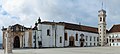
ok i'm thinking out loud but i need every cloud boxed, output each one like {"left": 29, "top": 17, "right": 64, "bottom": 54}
{"left": 0, "top": 0, "right": 120, "bottom": 43}
{"left": 2, "top": 0, "right": 101, "bottom": 25}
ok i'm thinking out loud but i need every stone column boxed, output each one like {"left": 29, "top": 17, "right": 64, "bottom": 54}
{"left": 4, "top": 27, "right": 13, "bottom": 54}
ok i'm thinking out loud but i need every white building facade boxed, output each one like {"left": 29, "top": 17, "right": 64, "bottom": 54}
{"left": 2, "top": 18, "right": 100, "bottom": 48}
{"left": 107, "top": 24, "right": 120, "bottom": 46}
{"left": 3, "top": 8, "right": 120, "bottom": 48}
{"left": 31, "top": 18, "right": 99, "bottom": 48}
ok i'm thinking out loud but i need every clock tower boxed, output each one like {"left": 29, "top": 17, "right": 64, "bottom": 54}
{"left": 98, "top": 9, "right": 107, "bottom": 46}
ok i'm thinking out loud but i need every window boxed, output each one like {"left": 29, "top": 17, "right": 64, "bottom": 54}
{"left": 112, "top": 36, "right": 114, "bottom": 38}
{"left": 107, "top": 38, "right": 108, "bottom": 43}
{"left": 47, "top": 29, "right": 50, "bottom": 36}
{"left": 94, "top": 43, "right": 96, "bottom": 46}
{"left": 60, "top": 37, "right": 62, "bottom": 43}
{"left": 64, "top": 33, "right": 68, "bottom": 40}
{"left": 103, "top": 18, "right": 105, "bottom": 22}
{"left": 104, "top": 29, "right": 105, "bottom": 31}
{"left": 104, "top": 32, "right": 105, "bottom": 34}
{"left": 113, "top": 43, "right": 114, "bottom": 46}
{"left": 97, "top": 37, "right": 99, "bottom": 41}
{"left": 86, "top": 36, "right": 88, "bottom": 41}
{"left": 99, "top": 39, "right": 101, "bottom": 41}
{"left": 94, "top": 37, "right": 96, "bottom": 41}
{"left": 90, "top": 43, "right": 92, "bottom": 46}
{"left": 104, "top": 39, "right": 105, "bottom": 41}
{"left": 90, "top": 36, "right": 92, "bottom": 41}
{"left": 100, "top": 17, "right": 102, "bottom": 22}
{"left": 76, "top": 33, "right": 78, "bottom": 41}
{"left": 109, "top": 36, "right": 111, "bottom": 38}
{"left": 97, "top": 43, "right": 99, "bottom": 46}
{"left": 109, "top": 39, "right": 111, "bottom": 42}
{"left": 117, "top": 43, "right": 118, "bottom": 45}
{"left": 112, "top": 40, "right": 114, "bottom": 42}
{"left": 104, "top": 26, "right": 105, "bottom": 28}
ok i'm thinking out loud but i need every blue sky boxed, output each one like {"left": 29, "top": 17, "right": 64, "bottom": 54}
{"left": 0, "top": 0, "right": 120, "bottom": 43}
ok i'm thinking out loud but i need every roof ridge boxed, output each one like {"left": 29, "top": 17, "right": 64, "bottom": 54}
{"left": 60, "top": 22, "right": 98, "bottom": 29}
{"left": 113, "top": 24, "right": 120, "bottom": 26}
{"left": 109, "top": 24, "right": 120, "bottom": 33}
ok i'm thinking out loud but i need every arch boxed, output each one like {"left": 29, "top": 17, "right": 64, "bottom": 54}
{"left": 14, "top": 36, "right": 20, "bottom": 48}
{"left": 69, "top": 36, "right": 74, "bottom": 47}
{"left": 80, "top": 33, "right": 85, "bottom": 47}
{"left": 80, "top": 33, "right": 84, "bottom": 37}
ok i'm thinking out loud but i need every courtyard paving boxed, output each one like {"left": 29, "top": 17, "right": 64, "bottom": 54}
{"left": 0, "top": 47, "right": 120, "bottom": 54}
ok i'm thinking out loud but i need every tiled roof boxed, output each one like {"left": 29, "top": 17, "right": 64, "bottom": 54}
{"left": 109, "top": 24, "right": 120, "bottom": 33}
{"left": 38, "top": 21, "right": 98, "bottom": 33}
{"left": 60, "top": 22, "right": 98, "bottom": 33}
{"left": 35, "top": 21, "right": 98, "bottom": 33}
{"left": 41, "top": 21, "right": 63, "bottom": 25}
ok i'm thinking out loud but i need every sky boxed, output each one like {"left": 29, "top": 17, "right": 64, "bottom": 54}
{"left": 0, "top": 0, "right": 120, "bottom": 43}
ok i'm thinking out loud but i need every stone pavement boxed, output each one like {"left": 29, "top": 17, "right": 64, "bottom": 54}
{"left": 0, "top": 47, "right": 120, "bottom": 54}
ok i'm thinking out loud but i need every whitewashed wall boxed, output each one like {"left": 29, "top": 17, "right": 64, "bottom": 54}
{"left": 83, "top": 32, "right": 98, "bottom": 47}
{"left": 107, "top": 32, "right": 120, "bottom": 46}
{"left": 31, "top": 24, "right": 64, "bottom": 47}
{"left": 32, "top": 23, "right": 99, "bottom": 47}
{"left": 64, "top": 30, "right": 80, "bottom": 47}
{"left": 24, "top": 31, "right": 29, "bottom": 47}
{"left": 37, "top": 24, "right": 42, "bottom": 42}
{"left": 32, "top": 30, "right": 35, "bottom": 47}
{"left": 41, "top": 24, "right": 52, "bottom": 47}
{"left": 110, "top": 43, "right": 120, "bottom": 46}
{"left": 56, "top": 25, "right": 64, "bottom": 47}
{"left": 65, "top": 30, "right": 98, "bottom": 47}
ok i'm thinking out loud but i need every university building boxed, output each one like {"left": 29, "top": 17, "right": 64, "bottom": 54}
{"left": 1, "top": 9, "right": 120, "bottom": 48}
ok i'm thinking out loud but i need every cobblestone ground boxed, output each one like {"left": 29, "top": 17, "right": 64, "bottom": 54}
{"left": 0, "top": 47, "right": 120, "bottom": 54}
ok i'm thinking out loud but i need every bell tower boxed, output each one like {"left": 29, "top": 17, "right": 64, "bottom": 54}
{"left": 98, "top": 9, "right": 107, "bottom": 46}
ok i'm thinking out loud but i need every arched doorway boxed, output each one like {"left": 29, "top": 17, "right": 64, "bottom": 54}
{"left": 14, "top": 36, "right": 20, "bottom": 48}
{"left": 80, "top": 33, "right": 85, "bottom": 47}
{"left": 80, "top": 39, "right": 85, "bottom": 47}
{"left": 69, "top": 36, "right": 74, "bottom": 47}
